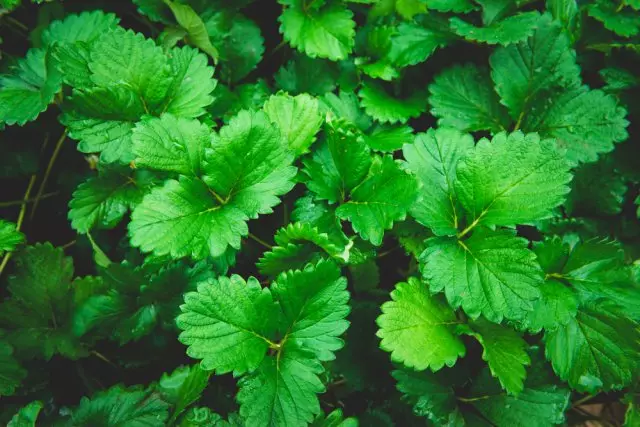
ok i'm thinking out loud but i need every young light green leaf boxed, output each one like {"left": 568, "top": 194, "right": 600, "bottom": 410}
{"left": 132, "top": 114, "right": 211, "bottom": 175}
{"left": 467, "top": 318, "right": 531, "bottom": 395}
{"left": 164, "top": 0, "right": 219, "bottom": 61}
{"left": 421, "top": 228, "right": 543, "bottom": 323}
{"left": 377, "top": 277, "right": 465, "bottom": 371}
{"left": 336, "top": 156, "right": 418, "bottom": 245}
{"left": 428, "top": 63, "right": 510, "bottom": 132}
{"left": 177, "top": 275, "right": 280, "bottom": 375}
{"left": 450, "top": 11, "right": 541, "bottom": 46}
{"left": 455, "top": 131, "right": 571, "bottom": 229}
{"left": 279, "top": 0, "right": 355, "bottom": 61}
{"left": 0, "top": 220, "right": 25, "bottom": 255}
{"left": 544, "top": 301, "right": 640, "bottom": 392}
{"left": 403, "top": 127, "right": 474, "bottom": 236}
{"left": 0, "top": 49, "right": 62, "bottom": 126}
{"left": 263, "top": 92, "right": 323, "bottom": 155}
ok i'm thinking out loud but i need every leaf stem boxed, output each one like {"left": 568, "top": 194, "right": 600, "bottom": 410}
{"left": 248, "top": 232, "right": 273, "bottom": 249}
{"left": 30, "top": 129, "right": 68, "bottom": 221}
{"left": 572, "top": 394, "right": 596, "bottom": 408}
{"left": 457, "top": 395, "right": 491, "bottom": 403}
{"left": 0, "top": 191, "right": 59, "bottom": 207}
{"left": 0, "top": 175, "right": 37, "bottom": 279}
{"left": 457, "top": 216, "right": 480, "bottom": 239}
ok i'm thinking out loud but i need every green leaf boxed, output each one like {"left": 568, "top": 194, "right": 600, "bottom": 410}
{"left": 237, "top": 342, "right": 324, "bottom": 427}
{"left": 320, "top": 91, "right": 371, "bottom": 131}
{"left": 279, "top": 0, "right": 356, "bottom": 61}
{"left": 466, "top": 318, "right": 531, "bottom": 394}
{"left": 377, "top": 277, "right": 465, "bottom": 371}
{"left": 159, "top": 364, "right": 211, "bottom": 422}
{"left": 388, "top": 16, "right": 454, "bottom": 68}
{"left": 311, "top": 409, "right": 358, "bottom": 427}
{"left": 455, "top": 131, "right": 571, "bottom": 229}
{"left": 291, "top": 194, "right": 350, "bottom": 247}
{"left": 303, "top": 119, "right": 371, "bottom": 204}
{"left": 204, "top": 11, "right": 264, "bottom": 83}
{"left": 521, "top": 86, "right": 629, "bottom": 164}
{"left": 0, "top": 220, "right": 25, "bottom": 255}
{"left": 129, "top": 110, "right": 296, "bottom": 258}
{"left": 0, "top": 48, "right": 62, "bottom": 126}
{"left": 475, "top": 0, "right": 515, "bottom": 24}
{"left": 523, "top": 279, "right": 578, "bottom": 332}
{"left": 7, "top": 401, "right": 43, "bottom": 427}
{"left": 272, "top": 260, "right": 350, "bottom": 361}
{"left": 490, "top": 13, "right": 581, "bottom": 121}
{"left": 565, "top": 157, "right": 627, "bottom": 216}
{"left": 421, "top": 228, "right": 543, "bottom": 323}
{"left": 132, "top": 114, "right": 211, "bottom": 175}
{"left": 164, "top": 0, "right": 219, "bottom": 61}
{"left": 428, "top": 63, "right": 510, "bottom": 132}
{"left": 69, "top": 167, "right": 156, "bottom": 233}
{"left": 41, "top": 10, "right": 120, "bottom": 46}
{"left": 588, "top": 0, "right": 640, "bottom": 37}
{"left": 450, "top": 11, "right": 541, "bottom": 45}
{"left": 466, "top": 367, "right": 570, "bottom": 427}
{"left": 0, "top": 339, "right": 26, "bottom": 396}
{"left": 428, "top": 0, "right": 475, "bottom": 13}
{"left": 71, "top": 385, "right": 170, "bottom": 426}
{"left": 544, "top": 301, "right": 640, "bottom": 392}
{"left": 359, "top": 81, "right": 427, "bottom": 124}
{"left": 336, "top": 156, "right": 418, "bottom": 245}
{"left": 546, "top": 0, "right": 580, "bottom": 41}
{"left": 275, "top": 55, "right": 338, "bottom": 96}
{"left": 263, "top": 92, "right": 324, "bottom": 155}
{"left": 0, "top": 243, "right": 85, "bottom": 360}
{"left": 364, "top": 124, "right": 413, "bottom": 152}
{"left": 403, "top": 127, "right": 474, "bottom": 236}
{"left": 177, "top": 275, "right": 280, "bottom": 375}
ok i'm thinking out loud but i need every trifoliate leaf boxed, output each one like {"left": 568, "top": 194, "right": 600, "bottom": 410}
{"left": 71, "top": 385, "right": 170, "bottom": 426}
{"left": 421, "top": 228, "right": 543, "bottom": 323}
{"left": 258, "top": 223, "right": 350, "bottom": 276}
{"left": 359, "top": 81, "right": 427, "bottom": 124}
{"left": 130, "top": 110, "right": 296, "bottom": 258}
{"left": 544, "top": 301, "right": 640, "bottom": 392}
{"left": 263, "top": 92, "right": 323, "bottom": 155}
{"left": 565, "top": 157, "right": 627, "bottom": 216}
{"left": 177, "top": 275, "right": 279, "bottom": 375}
{"left": 466, "top": 367, "right": 570, "bottom": 427}
{"left": 0, "top": 243, "right": 86, "bottom": 360}
{"left": 7, "top": 401, "right": 43, "bottom": 427}
{"left": 203, "top": 10, "right": 264, "bottom": 82}
{"left": 89, "top": 28, "right": 173, "bottom": 111}
{"left": 275, "top": 55, "right": 339, "bottom": 96}
{"left": 159, "top": 364, "right": 211, "bottom": 422}
{"left": 364, "top": 124, "right": 413, "bottom": 152}
{"left": 0, "top": 48, "right": 62, "bottom": 126}
{"left": 428, "top": 63, "right": 510, "bottom": 132}
{"left": 132, "top": 114, "right": 211, "bottom": 175}
{"left": 524, "top": 279, "right": 578, "bottom": 332}
{"left": 403, "top": 127, "right": 474, "bottom": 236}
{"left": 377, "top": 277, "right": 465, "bottom": 371}
{"left": 0, "top": 339, "right": 26, "bottom": 396}
{"left": 588, "top": 0, "right": 640, "bottom": 37}
{"left": 455, "top": 131, "right": 571, "bottom": 228}
{"left": 41, "top": 10, "right": 120, "bottom": 46}
{"left": 237, "top": 342, "right": 324, "bottom": 427}
{"left": 450, "top": 11, "right": 541, "bottom": 45}
{"left": 388, "top": 15, "right": 454, "bottom": 68}
{"left": 466, "top": 318, "right": 531, "bottom": 394}
{"left": 320, "top": 91, "right": 372, "bottom": 131}
{"left": 336, "top": 156, "right": 418, "bottom": 245}
{"left": 0, "top": 220, "right": 24, "bottom": 255}
{"left": 303, "top": 119, "right": 371, "bottom": 204}
{"left": 279, "top": 0, "right": 356, "bottom": 61}
{"left": 521, "top": 86, "right": 629, "bottom": 164}
{"left": 69, "top": 167, "right": 157, "bottom": 233}
{"left": 490, "top": 13, "right": 581, "bottom": 121}
{"left": 164, "top": 46, "right": 216, "bottom": 118}
{"left": 164, "top": 0, "right": 219, "bottom": 61}
{"left": 272, "top": 260, "right": 350, "bottom": 361}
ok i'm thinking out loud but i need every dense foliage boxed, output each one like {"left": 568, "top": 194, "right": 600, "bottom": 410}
{"left": 1, "top": 0, "right": 639, "bottom": 425}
